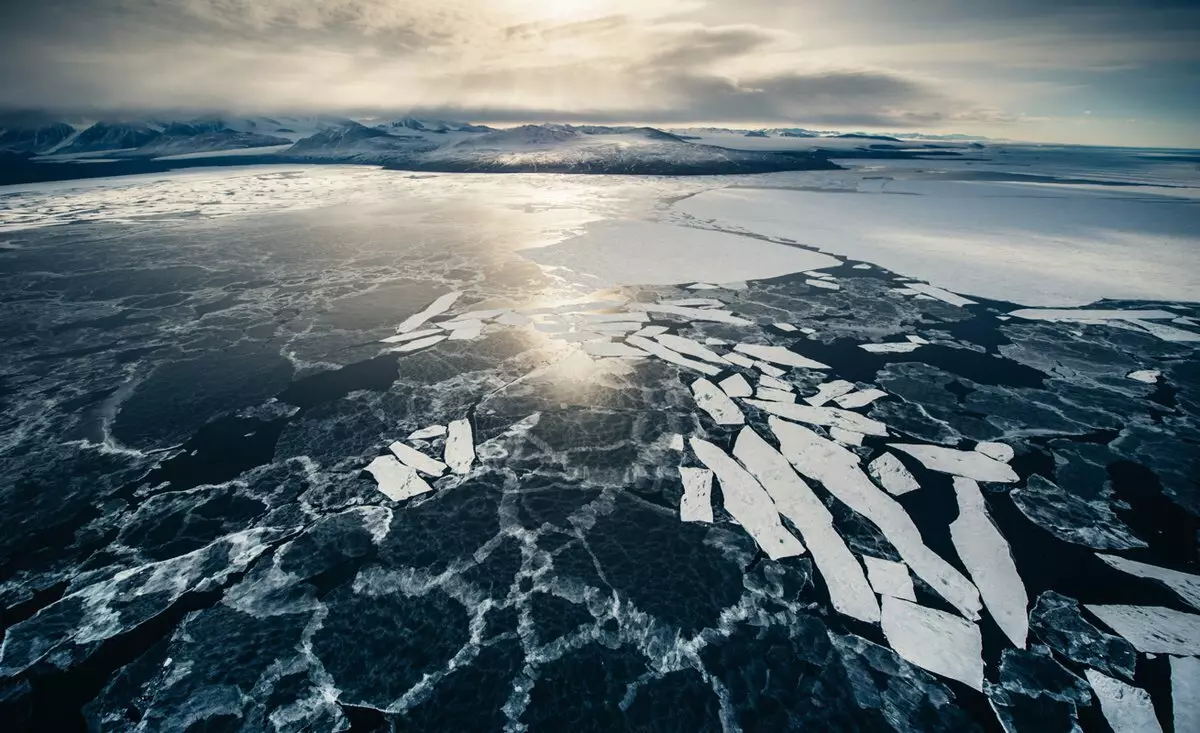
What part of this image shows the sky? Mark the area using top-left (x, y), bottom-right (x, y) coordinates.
top-left (1, 0), bottom-right (1197, 147)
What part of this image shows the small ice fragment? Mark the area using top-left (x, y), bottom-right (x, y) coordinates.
top-left (864, 556), bottom-right (916, 601)
top-left (860, 342), bottom-right (922, 354)
top-left (805, 380), bottom-right (856, 406)
top-left (408, 425), bottom-right (446, 441)
top-left (626, 335), bottom-right (721, 376)
top-left (1085, 605), bottom-right (1200, 655)
top-left (380, 328), bottom-right (442, 344)
top-left (1085, 670), bottom-right (1164, 733)
top-left (496, 310), bottom-right (531, 327)
top-left (689, 437), bottom-right (805, 560)
top-left (388, 441), bottom-right (447, 477)
top-left (679, 467), bottom-right (714, 523)
top-left (445, 319), bottom-right (484, 340)
top-left (799, 327), bottom-right (816, 335)
top-left (830, 427), bottom-right (864, 445)
top-left (753, 361), bottom-right (786, 378)
top-left (881, 596), bottom-right (984, 691)
top-left (908, 283), bottom-right (976, 307)
top-left (668, 433), bottom-right (685, 451)
top-left (1172, 656), bottom-right (1200, 733)
top-left (997, 315), bottom-right (1011, 321)
top-left (867, 453), bottom-right (920, 496)
top-left (692, 378), bottom-right (745, 425)
top-left (388, 334), bottom-right (448, 353)
top-left (718, 374), bottom-right (753, 398)
top-left (633, 325), bottom-right (669, 338)
top-left (804, 270), bottom-right (833, 279)
top-left (723, 352), bottom-right (756, 369)
top-left (705, 337), bottom-right (730, 346)
top-left (396, 291), bottom-right (463, 332)
top-left (583, 340), bottom-right (648, 358)
top-left (852, 263), bottom-right (871, 269)
top-left (365, 455), bottom-right (433, 501)
top-left (1126, 370), bottom-right (1160, 384)
top-left (687, 282), bottom-right (720, 290)
top-left (806, 279), bottom-right (841, 291)
top-left (774, 323), bottom-right (798, 332)
top-left (950, 478), bottom-right (1028, 648)
top-left (444, 419), bottom-right (475, 475)
top-left (734, 343), bottom-right (829, 369)
top-left (628, 303), bottom-right (752, 326)
top-left (890, 443), bottom-right (1019, 483)
top-left (906, 335), bottom-right (929, 345)
top-left (660, 298), bottom-right (723, 308)
top-left (747, 399), bottom-right (889, 437)
top-left (974, 441), bottom-right (1015, 463)
top-left (835, 389), bottom-right (888, 409)
top-left (1096, 554), bottom-right (1200, 611)
top-left (654, 334), bottom-right (731, 365)
top-left (758, 375), bottom-right (791, 391)
top-left (756, 387), bottom-right (796, 403)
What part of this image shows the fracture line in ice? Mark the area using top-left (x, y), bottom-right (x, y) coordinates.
top-left (805, 380), bottom-right (856, 406)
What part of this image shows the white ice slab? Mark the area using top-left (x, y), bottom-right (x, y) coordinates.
top-left (633, 325), bottom-right (668, 338)
top-left (446, 319), bottom-right (484, 340)
top-left (661, 298), bottom-right (724, 308)
top-left (380, 328), bottom-right (442, 344)
top-left (1126, 370), bottom-right (1161, 384)
top-left (830, 427), bottom-right (864, 446)
top-left (408, 425), bottom-right (446, 440)
top-left (628, 303), bottom-right (753, 326)
top-left (496, 310), bottom-right (531, 327)
top-left (806, 278), bottom-right (841, 291)
top-left (692, 378), bottom-right (746, 426)
top-left (908, 283), bottom-right (976, 307)
top-left (388, 441), bottom-right (447, 477)
top-left (890, 443), bottom-right (1019, 483)
top-left (853, 264), bottom-right (871, 269)
top-left (723, 352), bottom-right (756, 370)
top-left (679, 467), bottom-right (714, 523)
top-left (950, 478), bottom-right (1028, 648)
top-left (974, 441), bottom-right (1015, 463)
top-left (734, 343), bottom-right (830, 369)
top-left (444, 419), bottom-right (475, 475)
top-left (805, 380), bottom-right (856, 406)
top-left (881, 596), bottom-right (984, 691)
top-left (747, 400), bottom-right (889, 438)
top-left (770, 417), bottom-right (981, 619)
top-left (583, 340), bottom-right (648, 358)
top-left (687, 282), bottom-right (720, 290)
top-left (626, 335), bottom-right (721, 376)
top-left (799, 327), bottom-right (816, 335)
top-left (1085, 605), bottom-right (1200, 655)
top-left (774, 322), bottom-right (798, 332)
top-left (756, 387), bottom-right (796, 403)
top-left (732, 427), bottom-right (878, 623)
top-left (1097, 554), bottom-right (1200, 611)
top-left (1128, 319), bottom-right (1200, 342)
top-left (758, 375), bottom-right (792, 391)
top-left (860, 342), bottom-right (922, 354)
top-left (552, 331), bottom-right (607, 343)
top-left (365, 455), bottom-right (433, 502)
top-left (1172, 656), bottom-right (1200, 733)
top-left (396, 291), bottom-right (463, 333)
top-left (590, 322), bottom-right (645, 334)
top-left (718, 374), bottom-right (753, 398)
top-left (654, 334), bottom-right (731, 365)
top-left (388, 334), bottom-right (448, 353)
top-left (835, 389), bottom-right (889, 409)
top-left (1085, 670), bottom-right (1164, 733)
top-left (689, 437), bottom-right (806, 561)
top-left (668, 433), bottom-right (685, 451)
top-left (1010, 308), bottom-right (1177, 322)
top-left (867, 453), bottom-right (921, 496)
top-left (863, 556), bottom-right (916, 601)
top-left (443, 309), bottom-right (505, 323)
top-left (754, 361), bottom-right (786, 378)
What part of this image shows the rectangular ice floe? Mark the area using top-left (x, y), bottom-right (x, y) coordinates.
top-left (835, 389), bottom-right (888, 409)
top-left (380, 328), bottom-right (442, 344)
top-left (746, 400), bottom-right (889, 437)
top-left (444, 419), bottom-right (475, 475)
top-left (805, 379), bottom-right (857, 406)
top-left (1126, 369), bottom-right (1161, 384)
top-left (387, 334), bottom-right (448, 353)
top-left (732, 427), bottom-right (878, 623)
top-left (582, 340), bottom-right (648, 358)
top-left (974, 441), bottom-right (1014, 463)
top-left (756, 387), bottom-right (796, 403)
top-left (863, 556), bottom-right (916, 601)
top-left (365, 455), bottom-right (433, 502)
top-left (1009, 308), bottom-right (1177, 322)
top-left (692, 378), bottom-right (745, 426)
top-left (1085, 605), bottom-right (1200, 655)
top-left (890, 443), bottom-right (1019, 483)
top-left (860, 342), bottom-right (922, 354)
top-left (754, 361), bottom-right (786, 378)
top-left (579, 312), bottom-right (650, 323)
top-left (387, 441), bottom-right (447, 477)
top-left (867, 453), bottom-right (921, 496)
top-left (881, 596), bottom-right (984, 691)
top-left (628, 303), bottom-right (753, 326)
top-left (689, 437), bottom-right (805, 561)
top-left (679, 467), bottom-right (714, 523)
top-left (773, 322), bottom-right (798, 332)
top-left (396, 291), bottom-right (463, 333)
top-left (654, 334), bottom-right (731, 365)
top-left (733, 343), bottom-right (830, 369)
top-left (1096, 554), bottom-right (1200, 611)
top-left (950, 478), bottom-right (1028, 648)
top-left (723, 352), bottom-right (756, 370)
top-left (806, 278), bottom-right (841, 291)
top-left (907, 283), bottom-right (976, 307)
top-left (1085, 670), bottom-right (1164, 733)
top-left (830, 427), bottom-right (864, 446)
top-left (758, 375), bottom-right (792, 391)
top-left (408, 425), bottom-right (446, 440)
top-left (1172, 656), bottom-right (1200, 733)
top-left (445, 319), bottom-right (484, 340)
top-left (718, 374), bottom-right (752, 398)
top-left (626, 335), bottom-right (721, 376)
top-left (1126, 319), bottom-right (1200, 342)
top-left (770, 417), bottom-right (981, 619)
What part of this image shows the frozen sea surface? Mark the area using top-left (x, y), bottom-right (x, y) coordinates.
top-left (0, 146), bottom-right (1197, 731)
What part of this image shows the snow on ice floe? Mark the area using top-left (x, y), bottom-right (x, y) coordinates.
top-left (733, 343), bottom-right (829, 369)
top-left (732, 426), bottom-right (878, 623)
top-left (387, 334), bottom-right (448, 353)
top-left (629, 302), bottom-right (753, 326)
top-left (863, 556), bottom-right (916, 601)
top-left (907, 283), bottom-right (976, 307)
top-left (578, 311), bottom-right (650, 323)
top-left (1127, 319), bottom-right (1200, 342)
top-left (668, 433), bottom-right (685, 451)
top-left (1010, 308), bottom-right (1178, 322)
top-left (444, 418), bottom-right (475, 475)
top-left (718, 374), bottom-right (753, 398)
top-left (975, 441), bottom-right (1015, 463)
top-left (881, 596), bottom-right (984, 691)
top-left (804, 379), bottom-right (857, 406)
top-left (365, 455), bottom-right (433, 502)
top-left (1172, 656), bottom-right (1200, 733)
top-left (691, 378), bottom-right (745, 426)
top-left (661, 298), bottom-right (723, 308)
top-left (625, 335), bottom-right (721, 376)
top-left (1096, 554), bottom-right (1200, 611)
top-left (860, 342), bottom-right (923, 354)
top-left (1085, 670), bottom-right (1164, 733)
top-left (769, 417), bottom-right (982, 619)
top-left (653, 333), bottom-right (731, 365)
top-left (1011, 474), bottom-right (1146, 550)
top-left (395, 291), bottom-right (463, 333)
top-left (758, 375), bottom-right (792, 391)
top-left (746, 400), bottom-right (888, 437)
top-left (773, 322), bottom-right (798, 332)
top-left (1126, 369), bottom-right (1161, 384)
top-left (806, 279), bottom-right (841, 291)
top-left (834, 389), bottom-right (888, 410)
top-left (756, 387), bottom-right (796, 403)
top-left (950, 478), bottom-right (1028, 648)
top-left (408, 425), bottom-right (446, 440)
top-left (633, 325), bottom-right (669, 338)
top-left (867, 453), bottom-right (921, 496)
top-left (830, 427), bottom-right (864, 446)
top-left (445, 319), bottom-right (484, 340)
top-left (853, 263), bottom-right (872, 269)
top-left (380, 328), bottom-right (442, 344)
top-left (754, 361), bottom-right (786, 378)
top-left (678, 467), bottom-right (714, 523)
top-left (1085, 605), bottom-right (1200, 655)
top-left (689, 437), bottom-right (805, 561)
top-left (890, 443), bottom-right (1018, 483)
top-left (387, 441), bottom-right (447, 477)
top-left (582, 340), bottom-right (647, 358)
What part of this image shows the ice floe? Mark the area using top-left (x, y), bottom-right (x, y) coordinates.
top-left (723, 352), bottom-right (756, 370)
top-left (408, 425), bottom-right (446, 441)
top-left (853, 263), bottom-right (872, 269)
top-left (804, 379), bottom-right (857, 406)
top-left (1127, 319), bottom-right (1200, 342)
top-left (880, 596), bottom-right (984, 691)
top-left (444, 308), bottom-right (505, 322)
top-left (380, 328), bottom-right (442, 344)
top-left (365, 455), bottom-right (433, 502)
top-left (732, 426), bottom-right (878, 623)
top-left (1010, 308), bottom-right (1178, 322)
top-left (688, 437), bottom-right (805, 561)
top-left (1172, 656), bottom-right (1200, 733)
top-left (830, 427), bottom-right (864, 446)
top-left (747, 400), bottom-right (889, 437)
top-left (444, 418), bottom-right (475, 475)
top-left (1029, 591), bottom-right (1137, 680)
top-left (691, 378), bottom-right (745, 426)
top-left (653, 333), bottom-right (731, 365)
top-left (632, 325), bottom-right (668, 338)
top-left (907, 283), bottom-right (976, 307)
top-left (678, 467), bottom-right (714, 523)
top-left (834, 389), bottom-right (888, 409)
top-left (387, 334), bottom-right (448, 353)
top-left (668, 433), bottom-right (685, 451)
top-left (445, 319), bottom-right (484, 340)
top-left (770, 417), bottom-right (981, 619)
top-left (1126, 369), bottom-right (1161, 384)
top-left (1085, 605), bottom-right (1200, 655)
top-left (718, 374), bottom-right (753, 398)
top-left (661, 298), bottom-right (723, 308)
top-left (628, 302), bottom-right (753, 326)
top-left (755, 387), bottom-right (796, 403)
top-left (867, 453), bottom-right (921, 496)
top-left (733, 343), bottom-right (830, 369)
top-left (950, 478), bottom-right (1028, 648)
top-left (582, 341), bottom-right (647, 358)
top-left (860, 342), bottom-right (923, 354)
top-left (758, 375), bottom-right (792, 391)
top-left (396, 291), bottom-right (463, 333)
top-left (495, 310), bottom-right (531, 327)
top-left (1085, 670), bottom-right (1164, 733)
top-left (625, 335), bottom-right (721, 376)
top-left (975, 441), bottom-right (1015, 463)
top-left (387, 441), bottom-right (447, 477)
top-left (890, 443), bottom-right (1019, 483)
top-left (753, 361), bottom-right (786, 378)
top-left (1011, 474), bottom-right (1146, 550)
top-left (863, 556), bottom-right (916, 601)
top-left (704, 337), bottom-right (730, 346)
top-left (578, 312), bottom-right (650, 323)
top-left (806, 279), bottom-right (841, 291)
top-left (773, 322), bottom-right (797, 332)
top-left (1097, 554), bottom-right (1200, 611)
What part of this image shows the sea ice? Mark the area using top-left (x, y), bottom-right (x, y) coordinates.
top-left (746, 400), bottom-right (889, 437)
top-left (495, 310), bottom-right (531, 327)
top-left (365, 455), bottom-right (433, 502)
top-left (387, 441), bottom-right (447, 477)
top-left (704, 337), bottom-right (730, 346)
top-left (804, 270), bottom-right (833, 279)
top-left (975, 441), bottom-right (1015, 463)
top-left (1085, 670), bottom-right (1164, 733)
top-left (1029, 591), bottom-right (1137, 680)
top-left (830, 427), bottom-right (864, 445)
top-left (881, 596), bottom-right (984, 691)
top-left (668, 433), bottom-right (685, 451)
top-left (654, 334), bottom-right (731, 365)
top-left (396, 291), bottom-right (463, 332)
top-left (1127, 319), bottom-right (1200, 342)
top-left (632, 325), bottom-right (668, 338)
top-left (860, 342), bottom-right (923, 354)
top-left (718, 374), bottom-right (753, 398)
top-left (625, 335), bottom-right (721, 376)
top-left (628, 302), bottom-right (753, 326)
top-left (774, 322), bottom-right (798, 332)
top-left (908, 283), bottom-right (976, 307)
top-left (867, 453), bottom-right (921, 496)
top-left (688, 437), bottom-right (805, 560)
top-left (1096, 554), bottom-right (1200, 611)
top-left (444, 419), bottom-right (475, 475)
top-left (1085, 605), bottom-right (1200, 655)
top-left (687, 282), bottom-right (720, 290)
top-left (758, 375), bottom-right (792, 391)
top-left (950, 478), bottom-right (1028, 648)
top-left (756, 387), bottom-right (796, 403)
top-left (753, 361), bottom-right (786, 378)
top-left (408, 425), bottom-right (446, 441)
top-left (732, 427), bottom-right (878, 622)
top-left (691, 378), bottom-right (745, 426)
top-left (445, 319), bottom-right (484, 340)
top-left (835, 389), bottom-right (889, 409)
top-left (853, 264), bottom-right (871, 269)
top-left (1009, 308), bottom-right (1177, 322)
top-left (804, 379), bottom-right (857, 406)
top-left (723, 352), bottom-right (756, 370)
top-left (1172, 656), bottom-right (1200, 733)
top-left (1126, 369), bottom-right (1161, 384)
top-left (806, 278), bottom-right (841, 291)
top-left (890, 443), bottom-right (1019, 482)
top-left (734, 343), bottom-right (830, 369)
top-left (863, 556), bottom-right (916, 601)
top-left (679, 467), bottom-right (714, 523)
top-left (380, 328), bottom-right (442, 344)
top-left (579, 312), bottom-right (650, 323)
top-left (906, 335), bottom-right (929, 345)
top-left (387, 334), bottom-right (448, 353)
top-left (1010, 474), bottom-right (1146, 550)
top-left (582, 340), bottom-right (648, 358)
top-left (443, 308), bottom-right (505, 322)
top-left (661, 298), bottom-right (723, 308)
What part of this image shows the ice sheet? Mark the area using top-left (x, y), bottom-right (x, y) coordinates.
top-left (863, 556), bottom-right (916, 601)
top-left (756, 387), bottom-right (796, 403)
top-left (691, 378), bottom-right (745, 426)
top-left (950, 478), bottom-right (1028, 648)
top-left (830, 427), bottom-right (864, 445)
top-left (860, 342), bottom-right (923, 354)
top-left (1097, 554), bottom-right (1200, 611)
top-left (890, 443), bottom-right (1019, 483)
top-left (758, 375), bottom-right (792, 391)
top-left (881, 596), bottom-right (984, 691)
top-left (1085, 670), bottom-right (1164, 733)
top-left (733, 343), bottom-right (830, 369)
top-left (628, 303), bottom-right (753, 326)
top-left (746, 400), bottom-right (889, 437)
top-left (1085, 605), bottom-right (1200, 655)
top-left (678, 467), bottom-right (714, 523)
top-left (408, 425), bottom-right (446, 440)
